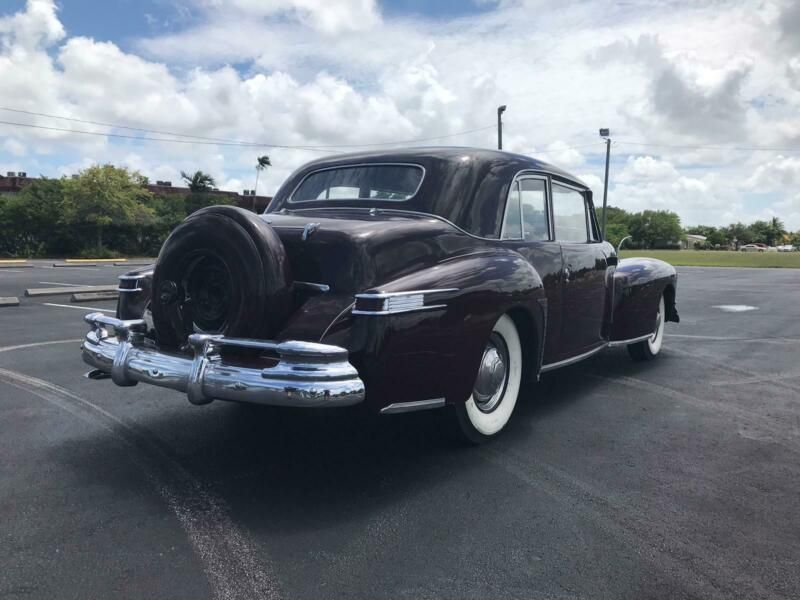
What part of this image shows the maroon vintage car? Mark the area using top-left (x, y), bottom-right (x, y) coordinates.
top-left (81, 147), bottom-right (679, 442)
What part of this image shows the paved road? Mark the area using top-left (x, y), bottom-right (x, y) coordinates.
top-left (0, 266), bottom-right (798, 599)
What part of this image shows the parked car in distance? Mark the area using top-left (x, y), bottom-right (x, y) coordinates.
top-left (777, 245), bottom-right (796, 252)
top-left (81, 147), bottom-right (679, 442)
top-left (740, 244), bottom-right (765, 252)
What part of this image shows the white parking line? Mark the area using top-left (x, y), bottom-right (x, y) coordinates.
top-left (0, 269), bottom-right (23, 273)
top-left (0, 368), bottom-right (282, 600)
top-left (42, 302), bottom-right (115, 313)
top-left (0, 339), bottom-right (82, 354)
top-left (38, 281), bottom-right (92, 287)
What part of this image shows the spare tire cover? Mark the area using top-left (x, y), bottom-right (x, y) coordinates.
top-left (151, 205), bottom-right (292, 348)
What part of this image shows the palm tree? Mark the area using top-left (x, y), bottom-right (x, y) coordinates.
top-left (180, 170), bottom-right (216, 193)
top-left (769, 217), bottom-right (786, 246)
top-left (253, 155), bottom-right (271, 211)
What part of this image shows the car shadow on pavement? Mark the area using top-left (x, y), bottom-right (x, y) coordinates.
top-left (45, 346), bottom-right (671, 537)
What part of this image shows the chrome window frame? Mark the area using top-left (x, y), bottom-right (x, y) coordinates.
top-left (551, 179), bottom-right (594, 244)
top-left (287, 162), bottom-right (427, 204)
top-left (500, 171), bottom-right (552, 242)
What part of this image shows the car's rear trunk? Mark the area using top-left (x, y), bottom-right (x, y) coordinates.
top-left (263, 209), bottom-right (471, 293)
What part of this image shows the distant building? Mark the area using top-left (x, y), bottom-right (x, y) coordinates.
top-left (682, 233), bottom-right (707, 249)
top-left (0, 172), bottom-right (272, 213)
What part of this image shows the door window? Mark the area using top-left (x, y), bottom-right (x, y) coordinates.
top-left (520, 178), bottom-right (549, 241)
top-left (552, 184), bottom-right (589, 242)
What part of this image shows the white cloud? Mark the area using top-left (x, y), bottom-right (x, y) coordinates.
top-left (0, 0), bottom-right (799, 232)
top-left (196, 0), bottom-right (381, 34)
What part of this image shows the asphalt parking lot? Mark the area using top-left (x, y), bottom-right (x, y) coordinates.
top-left (1, 264), bottom-right (799, 600)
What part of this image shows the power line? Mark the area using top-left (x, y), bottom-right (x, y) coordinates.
top-left (0, 106), bottom-right (496, 150)
top-left (615, 139), bottom-right (800, 153)
top-left (0, 119), bottom-right (331, 150)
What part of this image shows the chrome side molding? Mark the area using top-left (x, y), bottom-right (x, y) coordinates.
top-left (380, 398), bottom-right (446, 415)
top-left (353, 288), bottom-right (458, 316)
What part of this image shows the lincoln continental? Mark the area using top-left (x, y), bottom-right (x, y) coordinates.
top-left (81, 147), bottom-right (679, 442)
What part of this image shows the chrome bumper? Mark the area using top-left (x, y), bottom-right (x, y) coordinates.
top-left (80, 312), bottom-right (365, 407)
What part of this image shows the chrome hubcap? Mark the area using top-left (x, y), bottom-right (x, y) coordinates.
top-left (473, 333), bottom-right (509, 413)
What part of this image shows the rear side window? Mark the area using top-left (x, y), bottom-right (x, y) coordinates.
top-left (290, 164), bottom-right (424, 203)
top-left (552, 183), bottom-right (589, 242)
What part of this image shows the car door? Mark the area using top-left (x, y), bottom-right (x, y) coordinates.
top-left (551, 180), bottom-right (607, 356)
top-left (500, 174), bottom-right (563, 364)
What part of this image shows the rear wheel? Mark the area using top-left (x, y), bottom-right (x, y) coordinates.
top-left (628, 295), bottom-right (665, 361)
top-left (453, 315), bottom-right (523, 444)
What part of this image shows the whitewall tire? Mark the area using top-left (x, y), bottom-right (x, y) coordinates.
top-left (454, 314), bottom-right (523, 443)
top-left (628, 295), bottom-right (665, 361)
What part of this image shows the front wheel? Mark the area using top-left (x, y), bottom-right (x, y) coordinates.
top-left (453, 314), bottom-right (523, 444)
top-left (628, 295), bottom-right (665, 361)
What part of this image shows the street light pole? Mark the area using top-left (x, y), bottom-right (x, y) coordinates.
top-left (599, 128), bottom-right (611, 239)
top-left (497, 105), bottom-right (507, 150)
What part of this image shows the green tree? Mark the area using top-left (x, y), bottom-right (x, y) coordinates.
top-left (181, 170), bottom-right (220, 215)
top-left (628, 210), bottom-right (683, 249)
top-left (724, 222), bottom-right (753, 248)
top-left (181, 170), bottom-right (216, 193)
top-left (0, 178), bottom-right (65, 256)
top-left (61, 165), bottom-right (155, 252)
top-left (768, 217), bottom-right (787, 246)
top-left (604, 222), bottom-right (630, 248)
top-left (253, 155), bottom-right (271, 212)
top-left (685, 225), bottom-right (727, 248)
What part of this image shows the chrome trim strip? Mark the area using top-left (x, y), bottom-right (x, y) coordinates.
top-left (352, 304), bottom-right (446, 316)
top-left (295, 281), bottom-right (331, 293)
top-left (540, 343), bottom-right (606, 373)
top-left (284, 206), bottom-right (505, 242)
top-left (288, 162), bottom-right (427, 204)
top-left (117, 287), bottom-right (143, 293)
top-left (352, 288), bottom-right (458, 316)
top-left (118, 272), bottom-right (153, 280)
top-left (380, 398), bottom-right (446, 414)
top-left (607, 333), bottom-right (652, 347)
top-left (81, 312), bottom-right (365, 408)
top-left (355, 288), bottom-right (458, 299)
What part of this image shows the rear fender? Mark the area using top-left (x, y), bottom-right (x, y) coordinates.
top-left (321, 249), bottom-right (547, 409)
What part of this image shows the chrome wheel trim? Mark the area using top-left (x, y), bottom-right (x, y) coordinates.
top-left (472, 332), bottom-right (509, 414)
top-left (648, 296), bottom-right (665, 354)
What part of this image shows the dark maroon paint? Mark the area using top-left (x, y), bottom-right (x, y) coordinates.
top-left (119, 147), bottom-right (678, 411)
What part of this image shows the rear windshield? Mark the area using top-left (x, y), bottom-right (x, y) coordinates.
top-left (290, 164), bottom-right (424, 203)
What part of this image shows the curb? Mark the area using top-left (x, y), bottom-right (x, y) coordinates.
top-left (25, 285), bottom-right (118, 297)
top-left (71, 291), bottom-right (119, 303)
top-left (53, 262), bottom-right (97, 267)
top-left (0, 297), bottom-right (20, 307)
top-left (64, 258), bottom-right (124, 263)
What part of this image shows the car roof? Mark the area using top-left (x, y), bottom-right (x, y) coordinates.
top-left (296, 146), bottom-right (587, 187)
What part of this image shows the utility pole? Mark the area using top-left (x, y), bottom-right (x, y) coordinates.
top-left (497, 105), bottom-right (507, 150)
top-left (599, 128), bottom-right (611, 238)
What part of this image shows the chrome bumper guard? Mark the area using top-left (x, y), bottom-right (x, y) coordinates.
top-left (81, 312), bottom-right (365, 407)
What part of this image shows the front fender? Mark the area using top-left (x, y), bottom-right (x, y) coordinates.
top-left (322, 249), bottom-right (546, 409)
top-left (611, 257), bottom-right (679, 342)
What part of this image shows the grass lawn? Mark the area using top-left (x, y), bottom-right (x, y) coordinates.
top-left (619, 249), bottom-right (800, 268)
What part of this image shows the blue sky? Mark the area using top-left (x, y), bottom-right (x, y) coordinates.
top-left (1, 0), bottom-right (799, 229)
